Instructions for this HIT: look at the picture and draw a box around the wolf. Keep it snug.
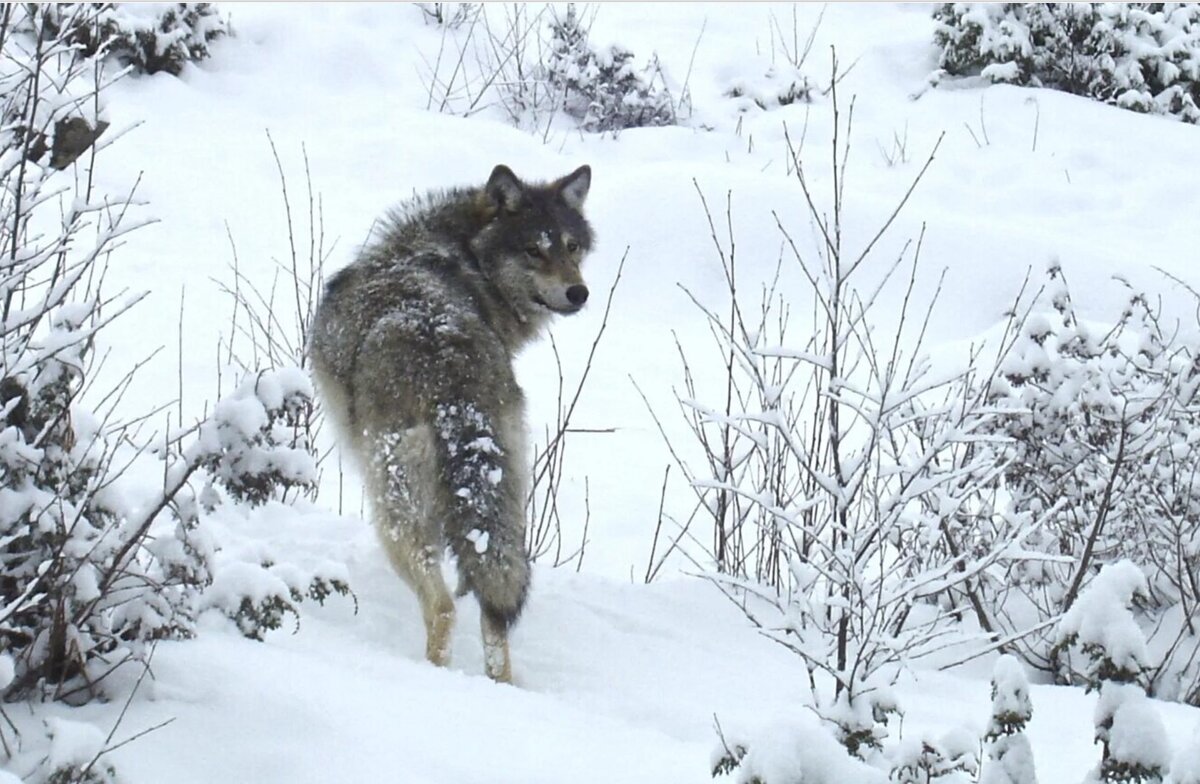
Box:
[308,164,593,683]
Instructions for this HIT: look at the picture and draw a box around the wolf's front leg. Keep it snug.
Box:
[434,400,530,683]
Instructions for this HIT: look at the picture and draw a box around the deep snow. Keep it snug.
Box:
[6,2,1200,782]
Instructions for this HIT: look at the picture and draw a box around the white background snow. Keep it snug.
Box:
[10,2,1200,782]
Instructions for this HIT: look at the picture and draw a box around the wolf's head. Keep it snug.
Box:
[470,164,594,320]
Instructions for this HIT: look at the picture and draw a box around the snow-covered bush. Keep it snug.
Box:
[932,4,1200,124]
[545,4,679,132]
[182,368,349,641]
[982,655,1038,784]
[0,713,136,783]
[418,3,685,135]
[205,140,354,635]
[1053,560,1150,689]
[1051,562,1170,783]
[974,263,1200,704]
[41,3,230,77]
[711,715,888,784]
[39,718,119,784]
[725,66,813,112]
[1093,699,1170,784]
[0,5,199,701]
[0,308,211,700]
[0,5,342,706]
[195,368,318,507]
[216,138,332,507]
[889,730,979,784]
[201,556,351,641]
[664,81,1038,754]
[723,7,820,113]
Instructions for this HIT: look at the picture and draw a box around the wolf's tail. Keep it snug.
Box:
[436,402,531,629]
[452,519,531,630]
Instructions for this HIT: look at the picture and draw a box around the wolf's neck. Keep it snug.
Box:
[479,274,549,352]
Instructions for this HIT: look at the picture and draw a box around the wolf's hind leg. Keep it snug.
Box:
[384,538,456,667]
[481,611,513,684]
[370,427,457,668]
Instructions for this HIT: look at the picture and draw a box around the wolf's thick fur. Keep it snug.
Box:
[308,164,593,682]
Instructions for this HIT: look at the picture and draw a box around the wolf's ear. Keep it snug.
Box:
[485,164,525,213]
[556,165,591,211]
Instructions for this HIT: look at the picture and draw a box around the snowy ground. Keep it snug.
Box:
[8,2,1200,782]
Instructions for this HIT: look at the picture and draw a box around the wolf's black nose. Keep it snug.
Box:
[566,285,589,307]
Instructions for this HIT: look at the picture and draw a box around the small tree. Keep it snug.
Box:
[982,654,1038,784]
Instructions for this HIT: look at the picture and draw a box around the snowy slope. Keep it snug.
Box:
[11,3,1200,782]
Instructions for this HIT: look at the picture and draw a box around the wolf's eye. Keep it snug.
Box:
[566,240,580,253]
[524,245,540,258]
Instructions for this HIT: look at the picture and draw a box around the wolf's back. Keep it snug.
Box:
[308,262,386,458]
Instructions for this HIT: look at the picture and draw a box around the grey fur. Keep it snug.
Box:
[308,164,593,681]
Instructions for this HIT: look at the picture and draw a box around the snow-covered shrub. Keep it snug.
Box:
[1091,699,1170,784]
[0,309,213,699]
[1051,562,1170,783]
[545,4,680,132]
[183,369,350,641]
[724,7,819,114]
[2,338,320,696]
[0,6,340,705]
[195,368,318,507]
[0,715,132,784]
[216,136,335,507]
[201,557,351,641]
[982,655,1038,784]
[42,3,230,77]
[932,4,1200,124]
[889,730,979,784]
[3,6,110,172]
[663,84,1033,754]
[0,6,207,700]
[40,718,119,784]
[976,263,1200,703]
[204,141,356,636]
[711,715,888,784]
[725,66,813,112]
[215,134,337,511]
[823,688,901,761]
[417,3,685,135]
[1053,560,1150,688]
